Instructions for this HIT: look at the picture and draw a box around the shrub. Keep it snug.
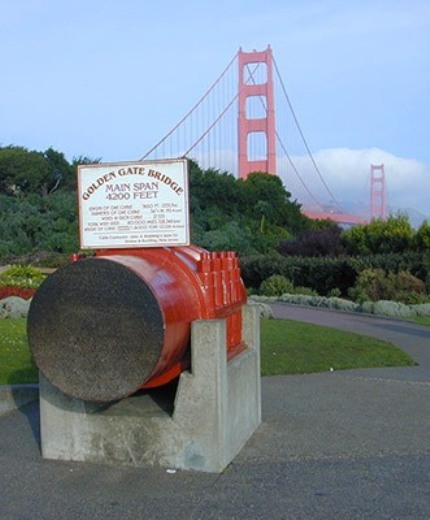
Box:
[240,254,359,296]
[390,271,429,304]
[0,251,70,268]
[412,220,430,252]
[342,214,414,255]
[260,275,294,296]
[350,268,428,304]
[350,268,387,302]
[240,254,286,290]
[418,252,430,292]
[241,252,429,298]
[279,225,344,257]
[348,285,368,304]
[350,252,424,277]
[0,265,46,289]
[293,286,319,296]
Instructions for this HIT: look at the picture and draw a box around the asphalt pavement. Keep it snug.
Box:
[0,305,429,519]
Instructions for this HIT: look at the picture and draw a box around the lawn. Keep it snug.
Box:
[0,317,416,385]
[412,316,430,327]
[0,318,38,385]
[260,318,415,376]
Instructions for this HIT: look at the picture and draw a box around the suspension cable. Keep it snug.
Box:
[272,56,344,212]
[184,62,262,158]
[141,51,239,161]
[183,93,239,157]
[244,63,322,207]
[276,131,323,207]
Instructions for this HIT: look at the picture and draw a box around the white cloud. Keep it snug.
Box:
[283,147,430,218]
[184,146,429,220]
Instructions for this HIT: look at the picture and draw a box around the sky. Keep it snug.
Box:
[1,0,429,219]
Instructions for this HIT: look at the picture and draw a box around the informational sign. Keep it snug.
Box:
[78,158,190,249]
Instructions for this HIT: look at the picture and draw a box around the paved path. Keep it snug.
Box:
[1,305,429,519]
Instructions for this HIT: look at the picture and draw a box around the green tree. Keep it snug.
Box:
[188,166,307,255]
[342,214,414,255]
[189,162,240,216]
[0,191,78,256]
[0,145,50,196]
[44,147,75,193]
[0,145,77,197]
[72,155,102,166]
[413,220,430,252]
[238,172,307,233]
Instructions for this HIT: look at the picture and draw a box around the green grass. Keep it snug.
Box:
[0,317,417,385]
[261,318,416,376]
[0,318,38,385]
[412,316,430,327]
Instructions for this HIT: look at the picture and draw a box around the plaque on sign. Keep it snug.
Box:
[78,159,190,249]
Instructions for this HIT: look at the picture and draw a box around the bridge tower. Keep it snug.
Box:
[370,164,387,220]
[238,47,277,179]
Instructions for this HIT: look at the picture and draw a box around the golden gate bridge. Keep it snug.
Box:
[141,46,387,225]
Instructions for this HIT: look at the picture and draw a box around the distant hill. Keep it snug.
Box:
[393,208,429,228]
[336,200,429,228]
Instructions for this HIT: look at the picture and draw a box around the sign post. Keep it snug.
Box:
[77,158,189,249]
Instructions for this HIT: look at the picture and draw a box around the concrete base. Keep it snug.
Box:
[0,384,39,416]
[39,304,261,472]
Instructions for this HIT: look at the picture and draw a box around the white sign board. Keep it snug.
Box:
[78,159,190,249]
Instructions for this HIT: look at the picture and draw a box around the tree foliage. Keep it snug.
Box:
[0,153,309,259]
[350,268,428,304]
[279,223,344,257]
[0,192,78,256]
[413,220,430,251]
[189,162,308,255]
[0,146,50,196]
[342,214,414,255]
[0,146,104,257]
[0,145,429,305]
[0,146,102,198]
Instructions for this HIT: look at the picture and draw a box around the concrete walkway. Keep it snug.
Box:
[0,305,429,519]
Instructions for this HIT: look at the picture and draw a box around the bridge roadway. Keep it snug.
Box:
[0,305,429,519]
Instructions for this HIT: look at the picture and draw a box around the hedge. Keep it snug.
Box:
[240,252,429,296]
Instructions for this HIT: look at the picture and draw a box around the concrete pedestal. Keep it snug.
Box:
[39,305,261,472]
